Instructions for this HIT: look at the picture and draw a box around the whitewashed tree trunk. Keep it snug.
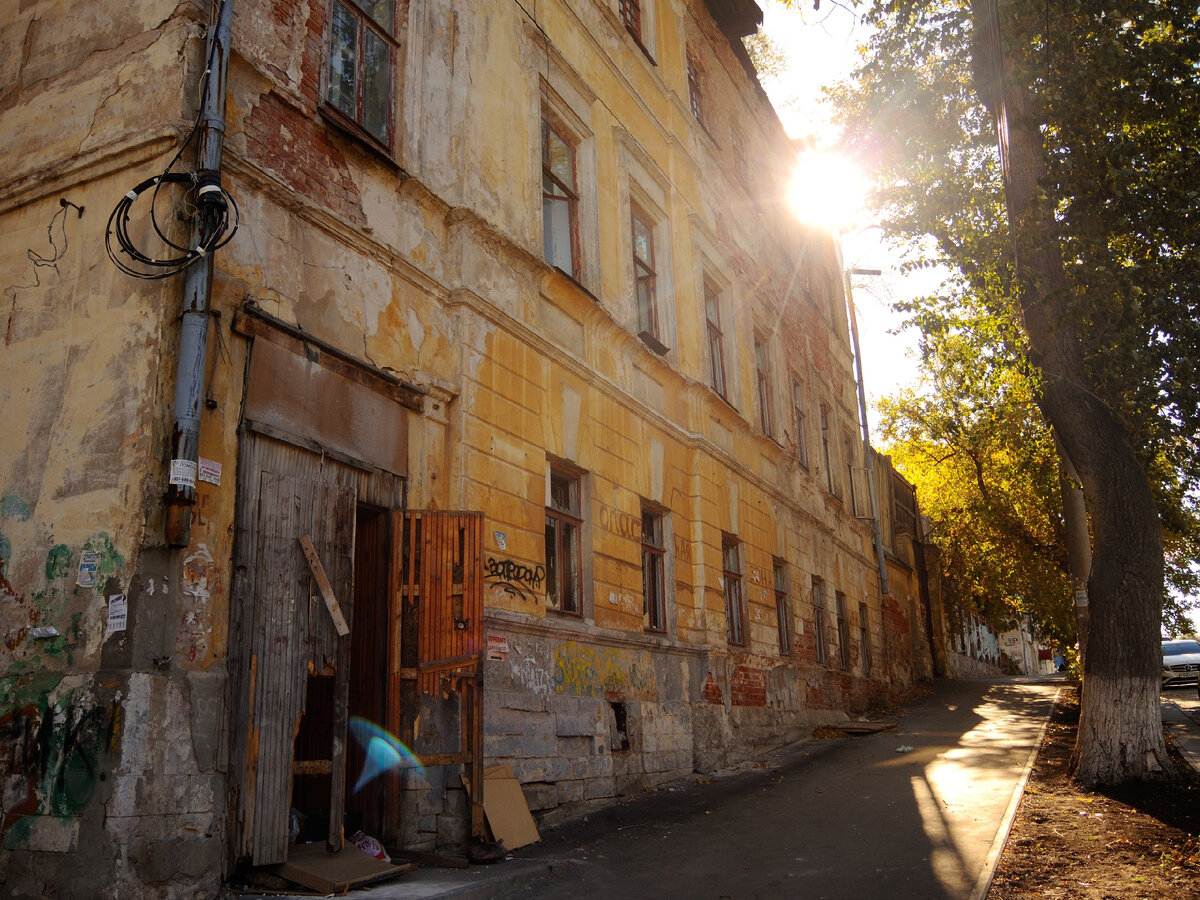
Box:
[972,0,1170,785]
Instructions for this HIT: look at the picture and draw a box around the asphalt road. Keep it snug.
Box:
[500,678,1060,900]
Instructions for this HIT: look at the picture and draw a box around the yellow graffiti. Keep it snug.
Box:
[552,641,657,699]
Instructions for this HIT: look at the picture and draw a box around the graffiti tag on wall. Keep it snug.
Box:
[484,556,545,604]
[551,641,656,701]
[1,679,120,846]
[597,504,641,541]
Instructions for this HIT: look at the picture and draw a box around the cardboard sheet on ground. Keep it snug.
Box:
[475,764,540,850]
[272,842,415,893]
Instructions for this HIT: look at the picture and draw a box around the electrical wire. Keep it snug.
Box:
[105,171,239,279]
[105,0,238,279]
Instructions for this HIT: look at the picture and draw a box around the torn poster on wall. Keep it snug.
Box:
[486,632,509,660]
[77,550,99,588]
[198,457,222,485]
[107,593,127,633]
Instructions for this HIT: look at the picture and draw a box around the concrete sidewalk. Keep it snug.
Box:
[239,677,1074,900]
[1162,689,1200,773]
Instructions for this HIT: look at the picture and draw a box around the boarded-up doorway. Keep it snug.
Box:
[229,435,405,865]
[227,308,484,868]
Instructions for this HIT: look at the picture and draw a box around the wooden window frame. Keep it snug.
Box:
[774,560,791,655]
[755,336,774,438]
[820,403,836,495]
[618,0,655,61]
[835,590,850,670]
[791,376,809,469]
[545,466,583,615]
[641,507,667,633]
[812,576,828,664]
[723,537,745,646]
[844,431,858,510]
[859,601,872,677]
[687,55,703,124]
[619,0,642,39]
[322,0,398,154]
[705,280,728,400]
[542,117,581,278]
[632,205,661,344]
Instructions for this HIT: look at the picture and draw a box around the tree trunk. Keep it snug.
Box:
[972,0,1169,784]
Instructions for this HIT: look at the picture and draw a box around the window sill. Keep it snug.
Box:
[626,27,657,66]
[547,265,600,304]
[638,330,670,356]
[319,102,402,171]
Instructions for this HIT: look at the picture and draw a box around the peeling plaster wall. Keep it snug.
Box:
[1,6,230,896]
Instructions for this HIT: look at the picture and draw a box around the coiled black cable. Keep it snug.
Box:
[105,170,239,280]
[105,0,238,280]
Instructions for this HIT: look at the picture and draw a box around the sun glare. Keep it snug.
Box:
[788,150,869,233]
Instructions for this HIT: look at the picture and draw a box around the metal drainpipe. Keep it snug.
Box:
[843,267,890,599]
[165,0,235,548]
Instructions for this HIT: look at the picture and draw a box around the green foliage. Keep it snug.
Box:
[878,293,1075,645]
[834,0,1200,631]
[743,29,790,79]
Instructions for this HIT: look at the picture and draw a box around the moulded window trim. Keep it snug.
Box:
[539,79,599,294]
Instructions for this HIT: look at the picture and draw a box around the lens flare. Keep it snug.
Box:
[349,717,426,792]
[788,150,869,233]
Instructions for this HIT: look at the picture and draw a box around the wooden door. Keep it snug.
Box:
[396,511,486,838]
[244,471,356,865]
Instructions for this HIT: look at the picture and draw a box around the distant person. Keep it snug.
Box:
[1053,652,1066,672]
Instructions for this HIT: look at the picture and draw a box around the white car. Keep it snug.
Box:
[1161,639,1200,688]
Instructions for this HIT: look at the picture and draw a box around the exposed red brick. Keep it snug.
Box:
[244,92,366,227]
[730,665,767,708]
[701,672,723,705]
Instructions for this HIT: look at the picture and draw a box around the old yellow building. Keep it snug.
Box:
[0,0,939,893]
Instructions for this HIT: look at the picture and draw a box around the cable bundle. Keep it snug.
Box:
[105,169,238,279]
[106,0,238,280]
